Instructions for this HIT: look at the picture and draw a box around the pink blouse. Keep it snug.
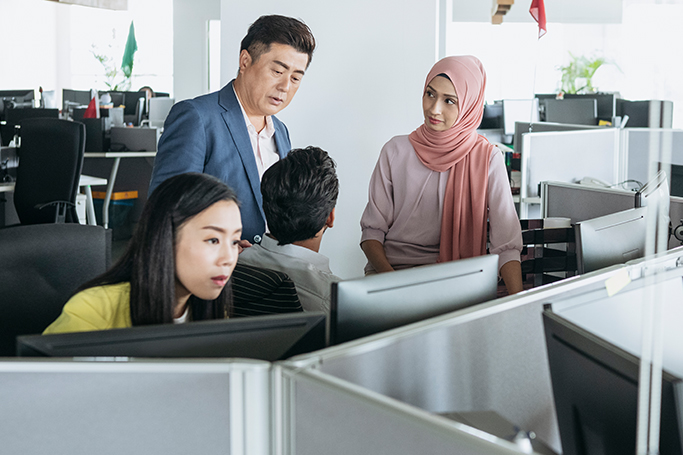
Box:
[360,135,522,274]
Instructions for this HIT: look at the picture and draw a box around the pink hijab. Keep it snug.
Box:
[408,56,493,263]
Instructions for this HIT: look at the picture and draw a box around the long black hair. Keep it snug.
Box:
[77,173,239,325]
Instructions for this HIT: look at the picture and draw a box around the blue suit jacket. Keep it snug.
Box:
[149,81,291,243]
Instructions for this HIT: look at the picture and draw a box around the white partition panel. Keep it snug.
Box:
[521,129,620,201]
[621,128,683,186]
[287,264,643,454]
[276,366,528,455]
[0,358,271,455]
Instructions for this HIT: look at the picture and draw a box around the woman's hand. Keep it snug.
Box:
[361,240,395,273]
[500,260,523,295]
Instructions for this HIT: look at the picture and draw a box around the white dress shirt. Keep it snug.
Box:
[233,86,279,178]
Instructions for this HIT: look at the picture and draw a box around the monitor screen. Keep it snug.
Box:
[0,89,35,123]
[575,206,647,274]
[330,255,499,345]
[17,312,326,360]
[543,308,683,455]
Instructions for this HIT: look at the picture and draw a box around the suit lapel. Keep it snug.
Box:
[219,81,264,211]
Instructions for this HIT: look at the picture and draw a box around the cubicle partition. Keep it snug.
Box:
[541,180,683,250]
[519,128,619,218]
[275,365,529,455]
[620,128,683,188]
[0,358,272,455]
[286,264,640,454]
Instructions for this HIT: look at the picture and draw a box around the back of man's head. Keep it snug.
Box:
[241,15,316,68]
[262,147,339,246]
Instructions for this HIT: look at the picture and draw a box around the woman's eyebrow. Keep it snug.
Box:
[426,84,457,99]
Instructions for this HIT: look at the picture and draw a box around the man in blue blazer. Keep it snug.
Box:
[149,15,316,244]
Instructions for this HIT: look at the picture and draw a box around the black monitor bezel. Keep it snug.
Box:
[17,312,326,361]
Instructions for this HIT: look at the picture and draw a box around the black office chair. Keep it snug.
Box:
[231,263,303,317]
[0,223,111,356]
[13,118,85,224]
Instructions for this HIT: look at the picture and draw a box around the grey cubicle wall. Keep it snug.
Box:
[275,365,530,455]
[541,180,683,250]
[286,264,640,454]
[0,358,271,455]
[541,181,636,223]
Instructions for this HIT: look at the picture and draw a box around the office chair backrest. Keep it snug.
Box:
[0,223,111,356]
[13,118,86,224]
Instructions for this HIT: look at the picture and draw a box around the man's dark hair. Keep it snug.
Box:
[261,146,339,245]
[240,15,316,68]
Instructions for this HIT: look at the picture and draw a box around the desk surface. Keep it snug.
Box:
[84,151,156,158]
[0,174,108,193]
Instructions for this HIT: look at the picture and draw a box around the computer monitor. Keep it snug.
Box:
[541,98,598,125]
[478,101,503,130]
[330,255,499,345]
[0,89,35,119]
[62,89,92,113]
[17,312,326,360]
[543,308,683,455]
[574,206,647,274]
[103,91,147,116]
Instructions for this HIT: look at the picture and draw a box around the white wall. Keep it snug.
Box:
[173,0,220,101]
[221,1,438,279]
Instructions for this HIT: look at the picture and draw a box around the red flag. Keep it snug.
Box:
[530,0,547,38]
[83,95,98,119]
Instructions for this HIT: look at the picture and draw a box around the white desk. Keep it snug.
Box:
[0,174,108,225]
[84,151,156,228]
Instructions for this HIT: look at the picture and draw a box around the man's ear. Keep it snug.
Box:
[325,208,336,229]
[238,49,252,72]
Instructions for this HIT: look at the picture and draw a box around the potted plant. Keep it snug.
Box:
[558,52,613,94]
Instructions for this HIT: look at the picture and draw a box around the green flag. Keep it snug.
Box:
[121,21,137,78]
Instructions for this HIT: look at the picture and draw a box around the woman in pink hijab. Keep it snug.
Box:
[360,56,523,294]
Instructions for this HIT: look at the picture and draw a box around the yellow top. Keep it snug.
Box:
[43,282,133,334]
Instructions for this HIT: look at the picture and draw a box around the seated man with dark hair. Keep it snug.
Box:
[238,146,340,313]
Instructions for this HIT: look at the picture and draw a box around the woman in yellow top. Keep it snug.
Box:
[44,172,243,334]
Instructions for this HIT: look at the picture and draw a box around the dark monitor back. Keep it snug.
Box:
[478,102,503,129]
[541,98,598,125]
[543,309,683,455]
[17,312,326,361]
[62,89,92,112]
[104,91,147,116]
[331,255,499,345]
[671,165,683,198]
[575,206,647,274]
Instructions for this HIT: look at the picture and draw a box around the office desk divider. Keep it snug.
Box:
[0,358,271,455]
[274,364,529,455]
[620,128,683,187]
[284,263,644,454]
[519,128,619,218]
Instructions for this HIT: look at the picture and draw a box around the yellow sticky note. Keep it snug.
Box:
[605,268,631,297]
